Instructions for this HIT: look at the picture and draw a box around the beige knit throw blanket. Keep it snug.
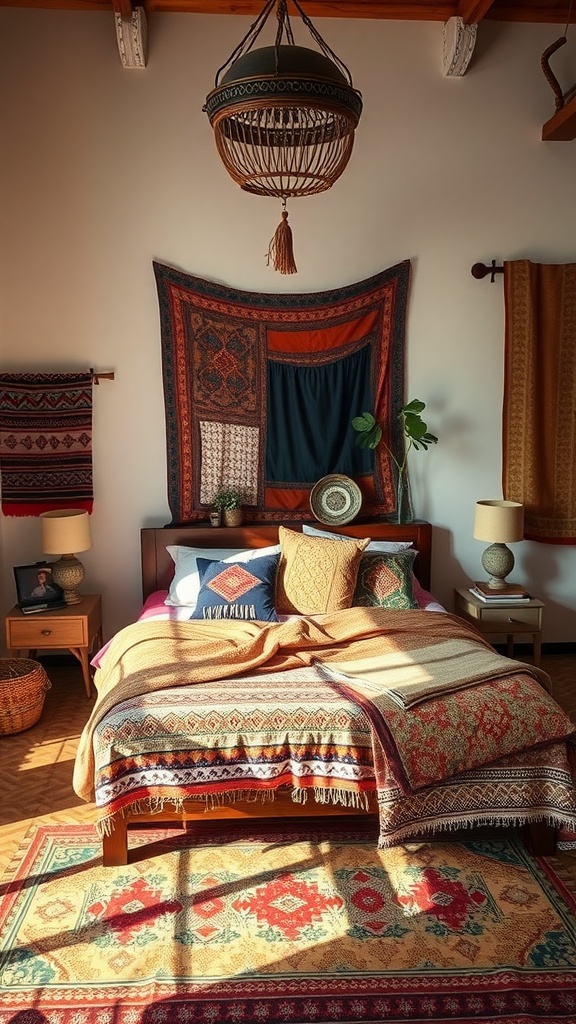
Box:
[73,608,551,802]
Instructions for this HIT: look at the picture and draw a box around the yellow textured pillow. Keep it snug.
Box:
[276,526,370,614]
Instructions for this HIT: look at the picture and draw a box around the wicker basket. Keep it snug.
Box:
[0,658,51,736]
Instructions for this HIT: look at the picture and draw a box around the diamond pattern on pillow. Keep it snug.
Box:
[191,553,279,621]
[276,526,369,615]
[353,550,419,610]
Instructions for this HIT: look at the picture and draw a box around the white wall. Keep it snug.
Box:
[0,9,575,642]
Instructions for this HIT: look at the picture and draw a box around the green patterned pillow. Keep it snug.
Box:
[353,550,419,610]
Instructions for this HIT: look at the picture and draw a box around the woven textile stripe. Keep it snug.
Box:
[0,372,93,516]
[154,261,410,524]
[503,260,576,543]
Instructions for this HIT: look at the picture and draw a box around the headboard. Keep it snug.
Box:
[140,521,432,601]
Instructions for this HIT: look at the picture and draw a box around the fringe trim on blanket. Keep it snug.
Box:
[376,810,574,849]
[95,785,369,838]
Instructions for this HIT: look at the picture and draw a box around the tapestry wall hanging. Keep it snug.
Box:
[154,260,411,525]
[0,372,94,517]
[503,260,576,544]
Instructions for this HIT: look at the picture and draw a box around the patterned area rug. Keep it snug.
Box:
[1,820,576,1023]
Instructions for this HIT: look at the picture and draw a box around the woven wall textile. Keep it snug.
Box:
[154,260,410,525]
[0,373,93,517]
[503,260,576,543]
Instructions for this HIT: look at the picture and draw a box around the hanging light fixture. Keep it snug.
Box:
[203,0,363,274]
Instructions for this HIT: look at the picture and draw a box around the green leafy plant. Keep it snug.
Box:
[212,487,243,512]
[351,399,438,520]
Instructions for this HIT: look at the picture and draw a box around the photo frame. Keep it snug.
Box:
[14,562,65,611]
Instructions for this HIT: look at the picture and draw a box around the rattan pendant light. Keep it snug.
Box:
[204,0,363,273]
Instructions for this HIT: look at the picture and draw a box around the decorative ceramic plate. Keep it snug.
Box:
[309,474,362,526]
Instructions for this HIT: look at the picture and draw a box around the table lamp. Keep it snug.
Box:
[40,509,92,605]
[473,499,524,590]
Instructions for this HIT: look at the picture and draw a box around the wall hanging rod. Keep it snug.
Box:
[471,260,504,282]
[89,369,115,385]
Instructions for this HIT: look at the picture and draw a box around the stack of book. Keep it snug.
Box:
[469,581,532,603]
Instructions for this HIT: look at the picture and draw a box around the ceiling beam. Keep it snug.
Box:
[455,0,497,22]
[0,0,573,21]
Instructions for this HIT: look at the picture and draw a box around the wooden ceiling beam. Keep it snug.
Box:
[455,0,497,22]
[0,0,572,21]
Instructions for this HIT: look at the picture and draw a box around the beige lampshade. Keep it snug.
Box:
[40,509,92,555]
[473,500,524,543]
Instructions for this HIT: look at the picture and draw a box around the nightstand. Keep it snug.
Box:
[454,587,544,667]
[5,594,103,698]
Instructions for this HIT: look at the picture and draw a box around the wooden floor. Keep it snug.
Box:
[1,654,575,879]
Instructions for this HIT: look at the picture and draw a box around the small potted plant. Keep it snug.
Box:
[212,487,244,527]
[351,399,438,523]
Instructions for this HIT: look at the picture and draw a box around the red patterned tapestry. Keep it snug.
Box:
[0,372,93,516]
[154,261,410,524]
[503,260,576,543]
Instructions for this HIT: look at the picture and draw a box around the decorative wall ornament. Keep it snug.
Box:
[114,5,147,69]
[442,17,477,78]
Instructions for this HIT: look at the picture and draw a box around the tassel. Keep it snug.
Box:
[267,208,297,275]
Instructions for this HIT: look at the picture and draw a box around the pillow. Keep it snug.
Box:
[303,523,413,552]
[353,550,419,610]
[190,553,279,622]
[276,526,369,615]
[165,544,281,608]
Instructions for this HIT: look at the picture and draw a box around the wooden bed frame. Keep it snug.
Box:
[101,521,429,865]
[101,520,554,865]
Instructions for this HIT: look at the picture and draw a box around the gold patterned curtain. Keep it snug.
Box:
[503,260,576,544]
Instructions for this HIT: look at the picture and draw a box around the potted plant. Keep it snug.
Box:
[351,399,438,523]
[212,487,244,527]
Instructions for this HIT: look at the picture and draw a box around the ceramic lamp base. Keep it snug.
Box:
[51,554,85,605]
[481,542,515,589]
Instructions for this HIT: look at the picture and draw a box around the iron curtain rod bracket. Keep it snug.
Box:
[471,260,504,282]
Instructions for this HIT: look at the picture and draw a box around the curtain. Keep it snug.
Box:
[503,260,576,543]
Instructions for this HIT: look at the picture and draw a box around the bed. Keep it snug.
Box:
[72,520,576,866]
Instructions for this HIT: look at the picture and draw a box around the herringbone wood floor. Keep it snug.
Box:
[1,656,575,879]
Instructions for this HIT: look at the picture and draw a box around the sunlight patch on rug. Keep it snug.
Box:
[1,820,576,1022]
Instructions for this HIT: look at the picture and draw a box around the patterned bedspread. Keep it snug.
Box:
[75,610,576,847]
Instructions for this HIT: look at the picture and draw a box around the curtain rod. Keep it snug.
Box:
[471,261,504,282]
[89,368,115,385]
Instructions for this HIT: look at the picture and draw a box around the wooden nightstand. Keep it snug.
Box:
[454,587,544,667]
[5,594,103,698]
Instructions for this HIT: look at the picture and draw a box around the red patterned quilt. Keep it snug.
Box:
[73,609,576,846]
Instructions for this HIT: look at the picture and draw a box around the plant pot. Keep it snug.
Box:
[223,507,243,527]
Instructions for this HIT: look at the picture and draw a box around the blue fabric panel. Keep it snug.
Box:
[266,345,373,485]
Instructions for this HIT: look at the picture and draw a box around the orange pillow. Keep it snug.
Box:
[276,526,369,615]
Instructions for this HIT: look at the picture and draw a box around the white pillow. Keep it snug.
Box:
[302,523,412,552]
[165,544,281,608]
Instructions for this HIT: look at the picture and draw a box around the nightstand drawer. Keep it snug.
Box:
[7,615,87,649]
[478,606,542,628]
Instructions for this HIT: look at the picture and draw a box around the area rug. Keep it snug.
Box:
[1,820,576,1023]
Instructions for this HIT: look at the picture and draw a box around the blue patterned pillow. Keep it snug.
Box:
[190,553,279,622]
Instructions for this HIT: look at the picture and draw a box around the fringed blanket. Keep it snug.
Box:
[0,372,93,516]
[73,609,572,823]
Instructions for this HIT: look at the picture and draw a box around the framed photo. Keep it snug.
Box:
[14,562,65,611]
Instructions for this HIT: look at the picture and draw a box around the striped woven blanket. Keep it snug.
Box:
[73,608,570,806]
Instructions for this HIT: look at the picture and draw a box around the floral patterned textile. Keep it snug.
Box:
[1,822,576,1023]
